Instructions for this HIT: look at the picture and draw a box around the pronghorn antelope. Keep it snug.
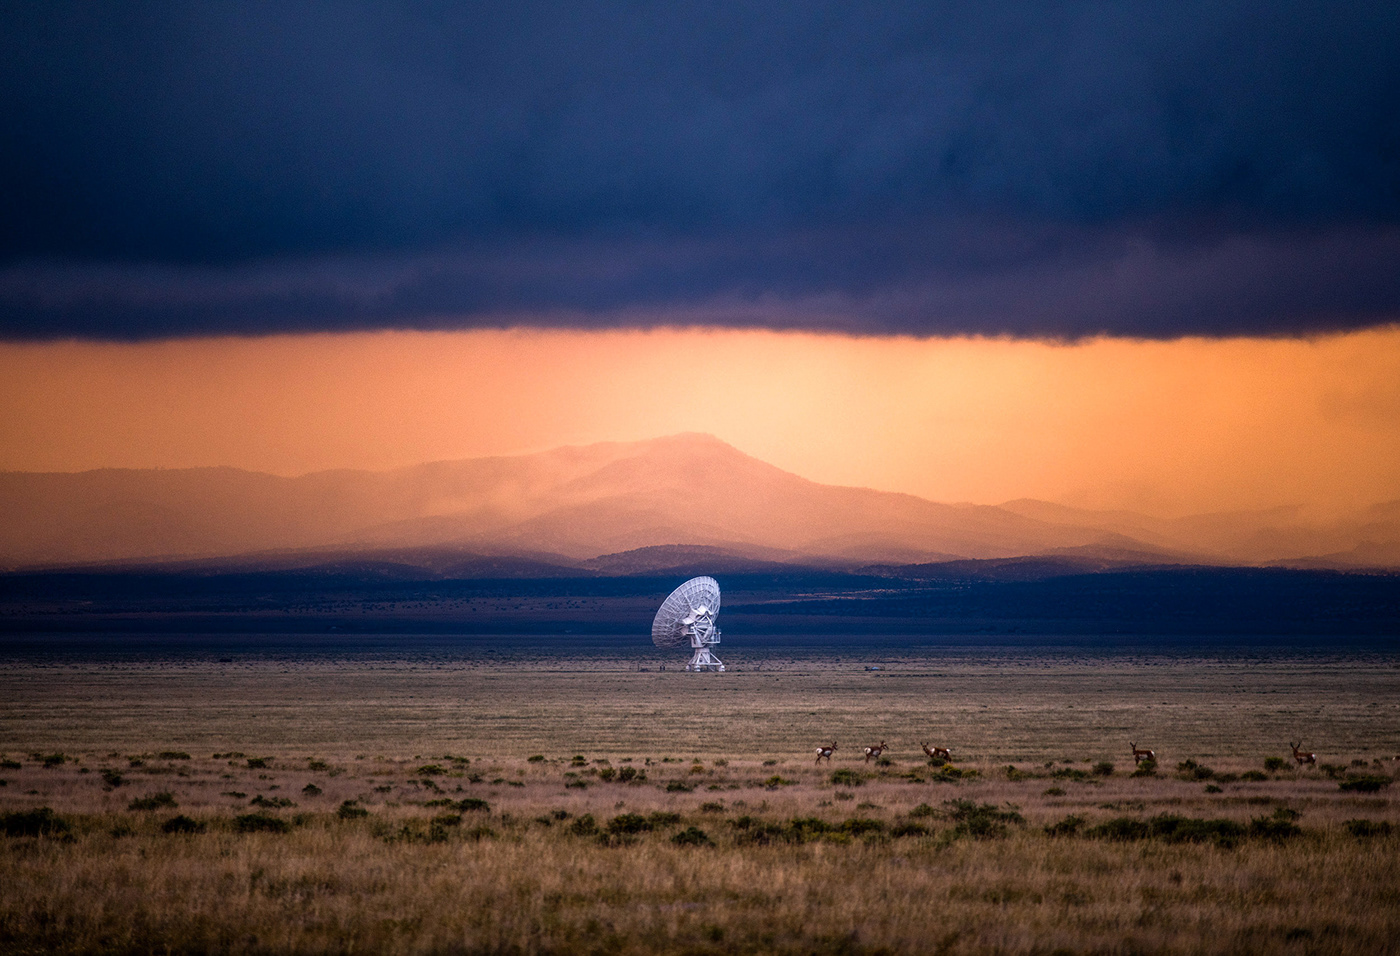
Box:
[863,741,886,763]
[921,742,951,763]
[815,741,837,764]
[1130,742,1155,765]
[1290,741,1317,766]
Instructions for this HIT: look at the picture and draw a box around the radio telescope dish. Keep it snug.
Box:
[652,576,725,672]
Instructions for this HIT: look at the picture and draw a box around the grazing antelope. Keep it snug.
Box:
[863,741,886,763]
[1290,741,1317,766]
[815,741,837,764]
[1130,742,1155,765]
[921,742,951,763]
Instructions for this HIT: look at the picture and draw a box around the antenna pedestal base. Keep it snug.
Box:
[685,644,725,672]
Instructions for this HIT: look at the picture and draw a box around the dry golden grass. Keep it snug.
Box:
[2,653,1398,953]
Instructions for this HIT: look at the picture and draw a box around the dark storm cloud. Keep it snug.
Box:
[2,1,1398,339]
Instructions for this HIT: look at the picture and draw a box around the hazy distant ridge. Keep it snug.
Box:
[1,434,1394,570]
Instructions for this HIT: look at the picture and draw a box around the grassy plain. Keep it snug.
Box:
[2,647,1399,954]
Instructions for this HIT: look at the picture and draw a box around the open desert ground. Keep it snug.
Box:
[2,645,1399,954]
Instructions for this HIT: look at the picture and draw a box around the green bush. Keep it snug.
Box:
[597,766,616,781]
[1051,767,1091,782]
[891,822,929,837]
[1177,759,1215,781]
[671,826,712,846]
[617,766,644,783]
[1089,814,1245,847]
[1,807,70,837]
[1263,756,1287,772]
[568,814,598,836]
[161,815,205,834]
[947,800,1024,839]
[250,795,294,808]
[245,757,269,769]
[1339,775,1391,793]
[0,759,21,770]
[665,780,693,793]
[908,803,937,818]
[838,818,885,836]
[1249,809,1302,841]
[607,813,652,835]
[302,783,322,796]
[1045,815,1086,837]
[527,754,546,763]
[233,813,290,833]
[157,751,191,761]
[699,802,726,813]
[336,800,369,820]
[1092,761,1115,776]
[41,753,67,768]
[648,811,681,826]
[829,769,864,786]
[101,769,124,788]
[1129,759,1158,778]
[1343,819,1393,837]
[458,797,490,812]
[1240,770,1268,782]
[128,792,177,811]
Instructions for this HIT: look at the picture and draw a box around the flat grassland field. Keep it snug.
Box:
[2,644,1399,954]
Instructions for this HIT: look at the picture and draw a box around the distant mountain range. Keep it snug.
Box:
[2,433,1397,572]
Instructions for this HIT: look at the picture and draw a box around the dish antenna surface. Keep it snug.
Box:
[652,576,725,672]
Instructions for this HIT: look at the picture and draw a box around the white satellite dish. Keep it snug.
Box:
[652,576,725,672]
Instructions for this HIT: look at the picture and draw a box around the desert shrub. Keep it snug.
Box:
[1045,815,1086,837]
[764,775,793,787]
[1241,770,1268,782]
[128,792,177,811]
[457,797,490,812]
[570,755,587,766]
[946,800,1024,839]
[1205,784,1223,794]
[1263,756,1288,772]
[829,769,863,786]
[336,801,369,820]
[234,812,290,833]
[648,811,681,826]
[2,807,70,838]
[41,753,67,768]
[908,803,937,818]
[607,813,652,835]
[838,818,885,836]
[1051,767,1091,782]
[157,751,191,760]
[665,780,693,792]
[1003,765,1031,781]
[1130,759,1158,778]
[762,759,778,767]
[306,759,330,771]
[671,826,712,846]
[1339,774,1391,793]
[416,764,448,776]
[245,757,269,769]
[730,815,755,830]
[250,795,294,808]
[101,769,124,788]
[617,766,645,783]
[788,817,831,839]
[161,815,205,834]
[302,783,322,796]
[1250,809,1302,841]
[1092,761,1115,776]
[1090,814,1246,847]
[431,813,461,828]
[699,802,726,813]
[0,758,21,770]
[1177,759,1215,781]
[1320,763,1348,779]
[1343,819,1393,837]
[527,754,546,763]
[937,765,978,781]
[597,767,616,782]
[1043,787,1067,797]
[567,814,598,836]
[891,822,929,837]
[564,780,587,789]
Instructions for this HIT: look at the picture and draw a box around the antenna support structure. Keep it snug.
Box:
[651,576,725,672]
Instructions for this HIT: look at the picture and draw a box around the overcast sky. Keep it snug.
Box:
[2,1,1398,339]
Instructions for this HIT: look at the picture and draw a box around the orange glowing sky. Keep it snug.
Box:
[2,328,1398,516]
